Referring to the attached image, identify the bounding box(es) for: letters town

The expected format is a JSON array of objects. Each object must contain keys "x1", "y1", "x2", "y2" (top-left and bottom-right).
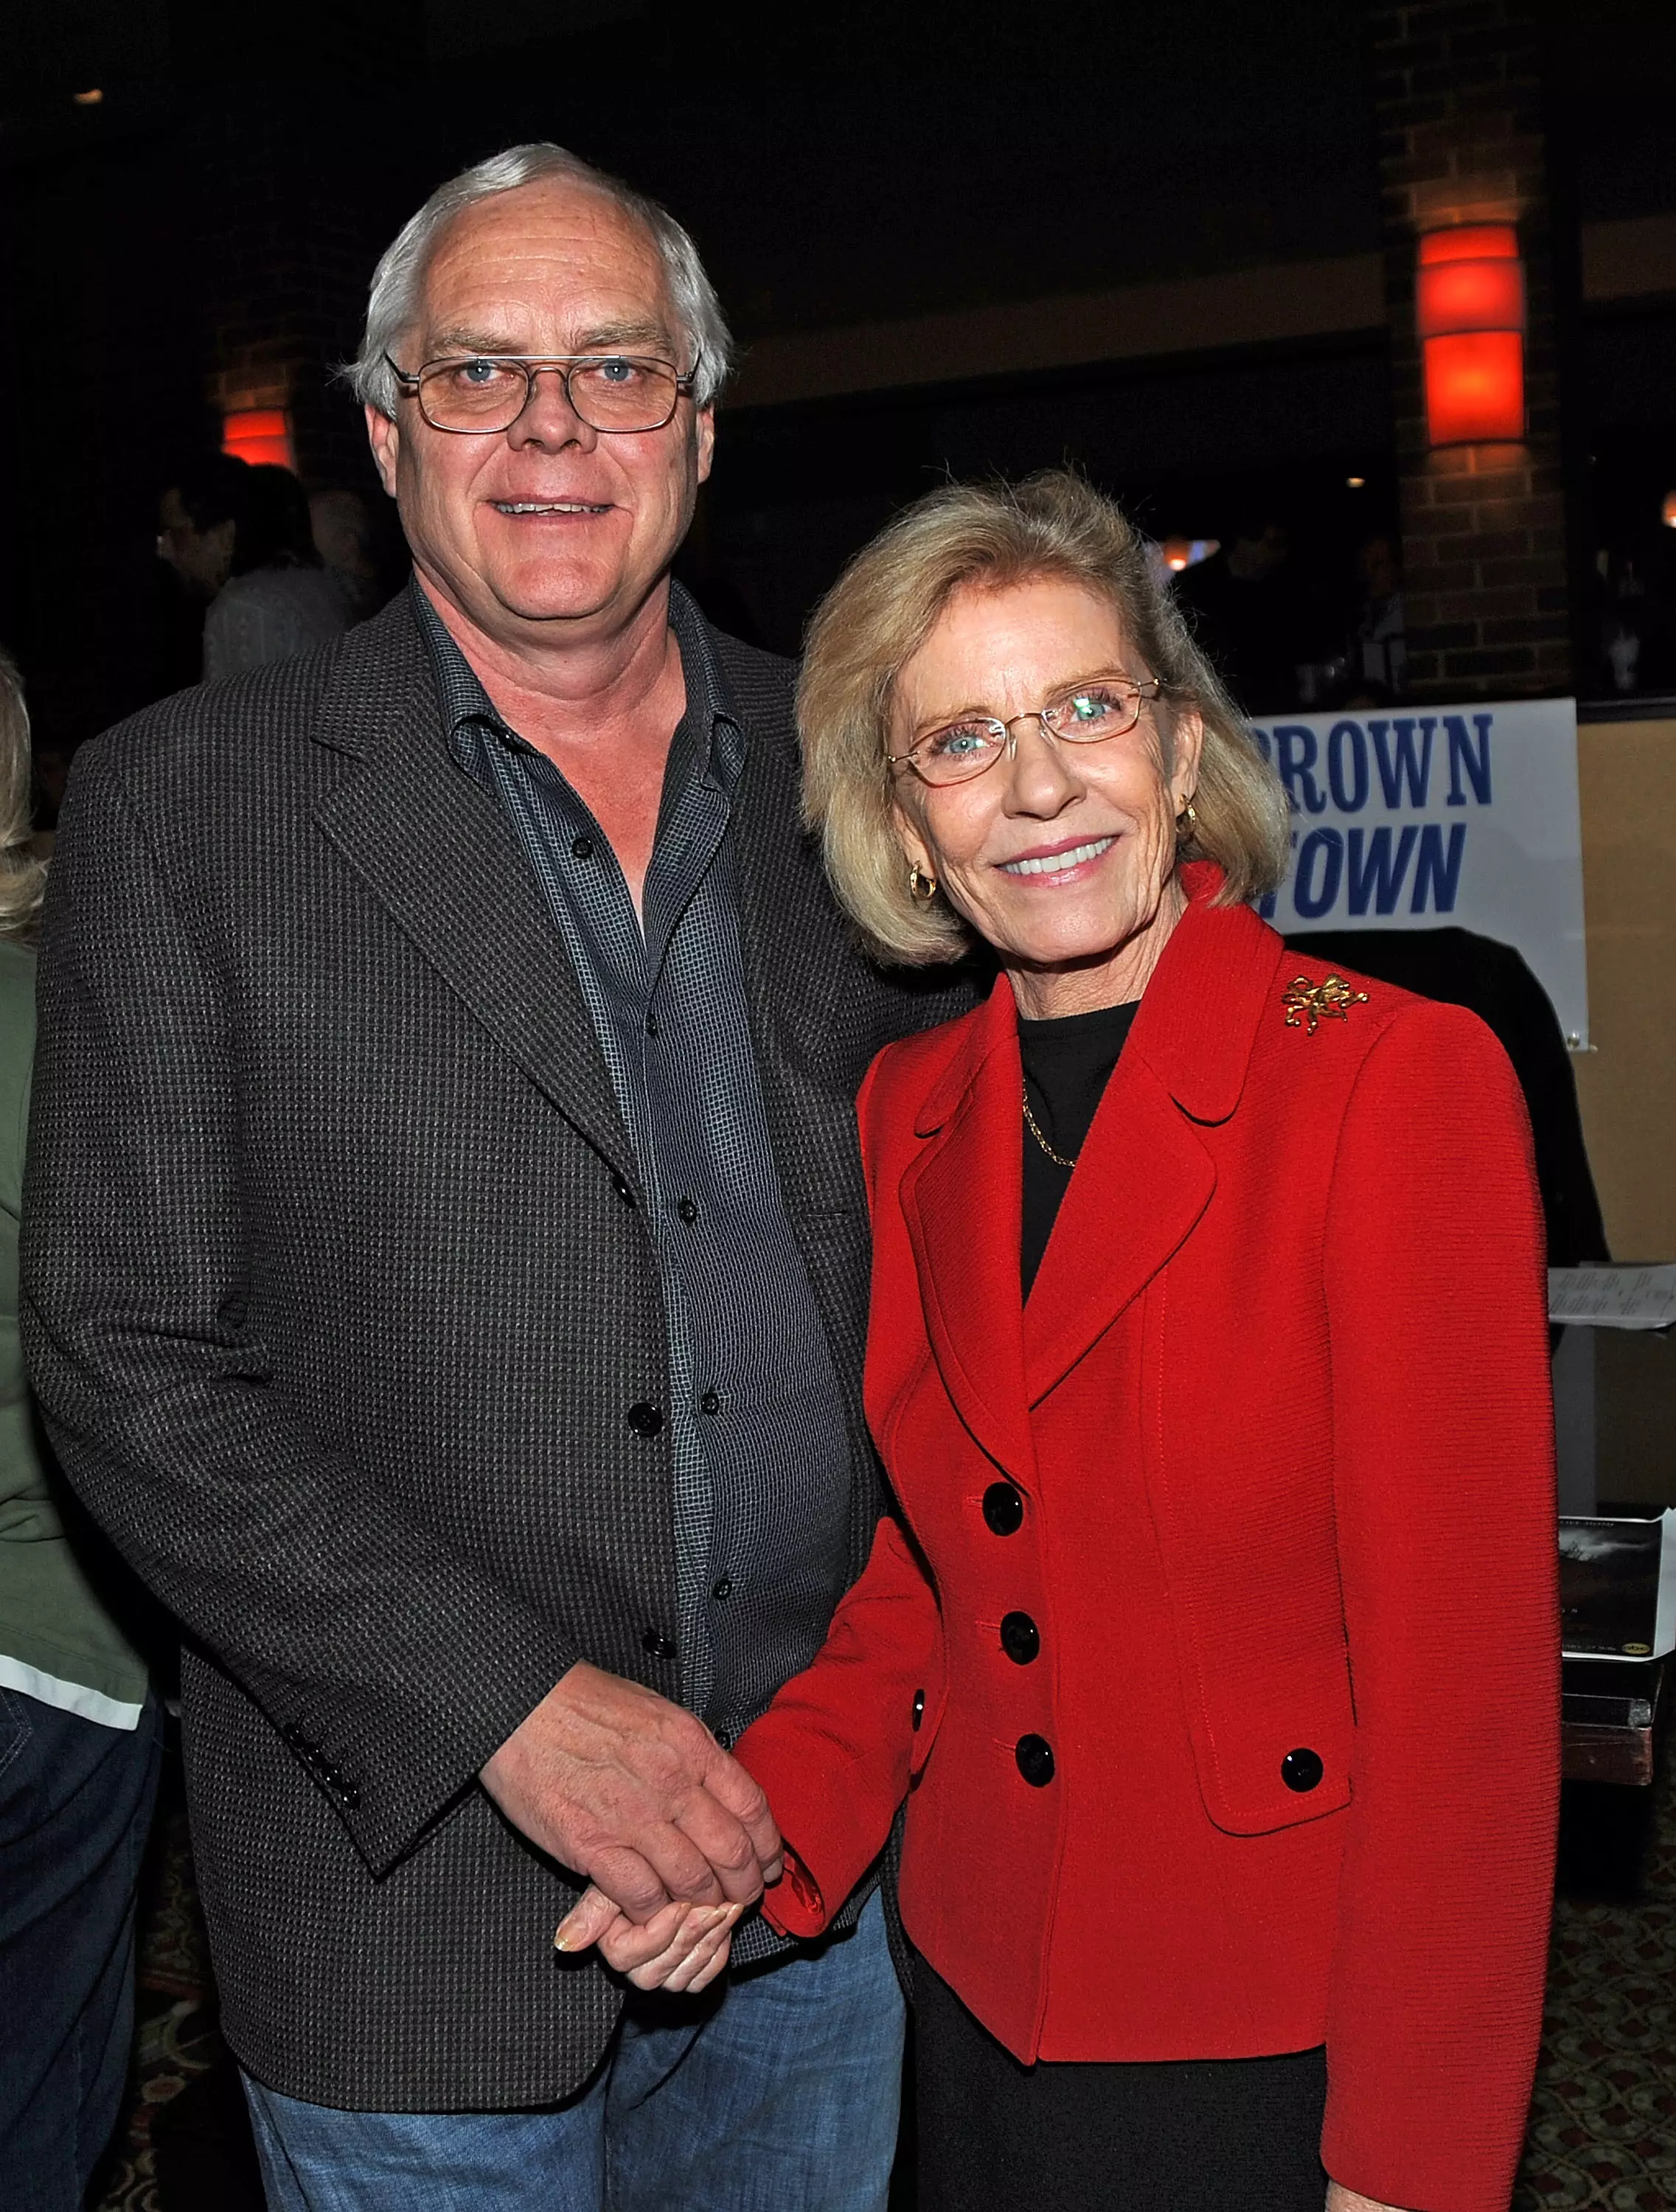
[{"x1": 1248, "y1": 713, "x2": 1495, "y2": 922}]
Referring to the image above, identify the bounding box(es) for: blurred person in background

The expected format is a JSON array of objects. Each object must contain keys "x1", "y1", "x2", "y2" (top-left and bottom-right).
[
  {"x1": 158, "y1": 456, "x2": 348, "y2": 680},
  {"x1": 202, "y1": 465, "x2": 350, "y2": 678},
  {"x1": 1172, "y1": 503, "x2": 1312, "y2": 712},
  {"x1": 1352, "y1": 532, "x2": 1408, "y2": 698},
  {"x1": 310, "y1": 485, "x2": 394, "y2": 622},
  {"x1": 0, "y1": 650, "x2": 161, "y2": 2212}
]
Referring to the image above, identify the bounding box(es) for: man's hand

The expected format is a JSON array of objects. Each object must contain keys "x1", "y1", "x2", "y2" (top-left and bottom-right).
[
  {"x1": 1326, "y1": 2185, "x2": 1411, "y2": 2212},
  {"x1": 480, "y1": 1662, "x2": 782, "y2": 1924},
  {"x1": 555, "y1": 1883, "x2": 743, "y2": 1993}
]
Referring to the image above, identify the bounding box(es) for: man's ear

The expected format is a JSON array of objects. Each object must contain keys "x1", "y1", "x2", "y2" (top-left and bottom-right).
[
  {"x1": 695, "y1": 405, "x2": 715, "y2": 488},
  {"x1": 366, "y1": 406, "x2": 400, "y2": 501}
]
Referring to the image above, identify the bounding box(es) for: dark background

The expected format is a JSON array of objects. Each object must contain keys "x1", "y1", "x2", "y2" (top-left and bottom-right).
[{"x1": 3, "y1": 1, "x2": 1675, "y2": 751}]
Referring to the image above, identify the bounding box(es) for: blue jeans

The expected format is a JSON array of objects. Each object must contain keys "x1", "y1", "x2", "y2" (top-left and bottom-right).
[
  {"x1": 243, "y1": 1888, "x2": 903, "y2": 2212},
  {"x1": 0, "y1": 1687, "x2": 163, "y2": 2212}
]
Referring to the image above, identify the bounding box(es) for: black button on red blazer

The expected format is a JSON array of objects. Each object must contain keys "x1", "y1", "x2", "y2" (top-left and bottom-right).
[{"x1": 739, "y1": 867, "x2": 1559, "y2": 2212}]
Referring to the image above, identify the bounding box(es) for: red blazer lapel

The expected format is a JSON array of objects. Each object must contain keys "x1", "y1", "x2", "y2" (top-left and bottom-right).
[
  {"x1": 1023, "y1": 1060, "x2": 1214, "y2": 1405},
  {"x1": 900, "y1": 986, "x2": 1035, "y2": 1483},
  {"x1": 1023, "y1": 872, "x2": 1290, "y2": 1402}
]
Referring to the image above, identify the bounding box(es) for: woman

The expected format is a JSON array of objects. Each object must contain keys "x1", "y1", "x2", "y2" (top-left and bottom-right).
[{"x1": 568, "y1": 473, "x2": 1558, "y2": 2211}]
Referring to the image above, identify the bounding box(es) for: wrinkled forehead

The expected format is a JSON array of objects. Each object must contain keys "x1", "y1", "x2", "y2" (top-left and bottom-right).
[{"x1": 411, "y1": 180, "x2": 684, "y2": 358}]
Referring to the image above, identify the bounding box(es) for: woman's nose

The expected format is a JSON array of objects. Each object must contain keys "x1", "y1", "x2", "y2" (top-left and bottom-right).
[{"x1": 1002, "y1": 718, "x2": 1081, "y2": 815}]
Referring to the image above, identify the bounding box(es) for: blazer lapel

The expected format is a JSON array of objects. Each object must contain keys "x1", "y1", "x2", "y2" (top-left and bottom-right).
[
  {"x1": 900, "y1": 987, "x2": 1035, "y2": 1481},
  {"x1": 308, "y1": 600, "x2": 636, "y2": 1180},
  {"x1": 1023, "y1": 1058, "x2": 1214, "y2": 1404},
  {"x1": 1023, "y1": 872, "x2": 1287, "y2": 1403}
]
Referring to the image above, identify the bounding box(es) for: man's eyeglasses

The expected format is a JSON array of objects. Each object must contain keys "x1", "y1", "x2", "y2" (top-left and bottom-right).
[
  {"x1": 887, "y1": 673, "x2": 1166, "y2": 788},
  {"x1": 384, "y1": 352, "x2": 700, "y2": 437}
]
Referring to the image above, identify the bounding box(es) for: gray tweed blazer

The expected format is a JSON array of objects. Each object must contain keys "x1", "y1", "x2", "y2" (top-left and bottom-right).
[{"x1": 21, "y1": 590, "x2": 972, "y2": 2110}]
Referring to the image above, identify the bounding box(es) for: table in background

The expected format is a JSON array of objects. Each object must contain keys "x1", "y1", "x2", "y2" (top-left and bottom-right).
[{"x1": 1553, "y1": 1324, "x2": 1676, "y2": 1785}]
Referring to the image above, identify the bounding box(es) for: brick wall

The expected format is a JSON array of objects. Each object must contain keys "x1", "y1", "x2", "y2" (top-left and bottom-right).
[
  {"x1": 1373, "y1": 0, "x2": 1572, "y2": 697},
  {"x1": 192, "y1": 108, "x2": 383, "y2": 493}
]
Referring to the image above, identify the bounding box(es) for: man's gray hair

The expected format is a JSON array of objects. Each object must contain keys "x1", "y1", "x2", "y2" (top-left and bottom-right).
[{"x1": 350, "y1": 142, "x2": 734, "y2": 419}]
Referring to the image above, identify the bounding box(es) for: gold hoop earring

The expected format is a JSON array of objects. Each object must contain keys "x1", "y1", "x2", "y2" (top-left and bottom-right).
[
  {"x1": 908, "y1": 865, "x2": 938, "y2": 904},
  {"x1": 1176, "y1": 799, "x2": 1199, "y2": 836}
]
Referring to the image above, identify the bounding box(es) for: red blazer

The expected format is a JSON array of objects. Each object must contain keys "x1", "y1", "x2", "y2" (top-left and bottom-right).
[{"x1": 739, "y1": 867, "x2": 1558, "y2": 2212}]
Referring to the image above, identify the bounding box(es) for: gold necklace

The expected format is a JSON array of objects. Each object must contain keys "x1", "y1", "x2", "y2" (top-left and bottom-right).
[{"x1": 1022, "y1": 1085, "x2": 1077, "y2": 1170}]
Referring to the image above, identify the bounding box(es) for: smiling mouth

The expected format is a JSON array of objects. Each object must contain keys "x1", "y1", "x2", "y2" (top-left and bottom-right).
[
  {"x1": 999, "y1": 835, "x2": 1116, "y2": 878},
  {"x1": 492, "y1": 500, "x2": 613, "y2": 515}
]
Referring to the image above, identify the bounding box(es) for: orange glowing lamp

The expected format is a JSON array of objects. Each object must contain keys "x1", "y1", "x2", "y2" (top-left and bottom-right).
[
  {"x1": 222, "y1": 408, "x2": 296, "y2": 472},
  {"x1": 1416, "y1": 226, "x2": 1526, "y2": 445}
]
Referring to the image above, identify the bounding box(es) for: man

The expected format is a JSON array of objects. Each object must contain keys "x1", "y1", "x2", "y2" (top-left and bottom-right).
[
  {"x1": 25, "y1": 145, "x2": 968, "y2": 2210},
  {"x1": 309, "y1": 486, "x2": 390, "y2": 622},
  {"x1": 159, "y1": 454, "x2": 348, "y2": 678},
  {"x1": 1173, "y1": 504, "x2": 1310, "y2": 713}
]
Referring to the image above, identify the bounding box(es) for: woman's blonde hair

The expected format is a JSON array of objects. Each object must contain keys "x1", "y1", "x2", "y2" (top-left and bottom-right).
[
  {"x1": 0, "y1": 652, "x2": 46, "y2": 943},
  {"x1": 798, "y1": 469, "x2": 1290, "y2": 965}
]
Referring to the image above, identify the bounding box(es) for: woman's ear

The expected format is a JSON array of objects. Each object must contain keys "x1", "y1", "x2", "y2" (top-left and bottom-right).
[
  {"x1": 1170, "y1": 703, "x2": 1207, "y2": 811},
  {"x1": 890, "y1": 797, "x2": 936, "y2": 883}
]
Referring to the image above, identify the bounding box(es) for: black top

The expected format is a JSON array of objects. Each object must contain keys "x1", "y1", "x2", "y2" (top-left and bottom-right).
[{"x1": 1019, "y1": 998, "x2": 1140, "y2": 1296}]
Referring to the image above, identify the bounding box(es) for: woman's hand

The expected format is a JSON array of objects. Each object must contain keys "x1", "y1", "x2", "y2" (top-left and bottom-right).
[
  {"x1": 1326, "y1": 2185, "x2": 1411, "y2": 2212},
  {"x1": 555, "y1": 1882, "x2": 743, "y2": 1993}
]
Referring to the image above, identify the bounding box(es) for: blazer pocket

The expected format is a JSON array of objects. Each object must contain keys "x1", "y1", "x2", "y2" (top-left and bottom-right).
[{"x1": 1180, "y1": 1643, "x2": 1355, "y2": 1837}]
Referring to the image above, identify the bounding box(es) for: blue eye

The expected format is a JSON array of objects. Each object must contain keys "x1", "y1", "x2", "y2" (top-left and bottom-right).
[
  {"x1": 926, "y1": 723, "x2": 1001, "y2": 761},
  {"x1": 1065, "y1": 690, "x2": 1116, "y2": 723}
]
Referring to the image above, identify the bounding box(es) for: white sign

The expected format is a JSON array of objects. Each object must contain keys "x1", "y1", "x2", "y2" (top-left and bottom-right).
[{"x1": 1247, "y1": 698, "x2": 1588, "y2": 1048}]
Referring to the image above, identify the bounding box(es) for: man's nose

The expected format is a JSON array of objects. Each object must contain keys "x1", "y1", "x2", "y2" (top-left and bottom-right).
[{"x1": 507, "y1": 368, "x2": 599, "y2": 451}]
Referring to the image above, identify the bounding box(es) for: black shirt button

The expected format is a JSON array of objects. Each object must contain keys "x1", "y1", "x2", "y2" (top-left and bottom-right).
[
  {"x1": 571, "y1": 835, "x2": 594, "y2": 860},
  {"x1": 700, "y1": 1389, "x2": 720, "y2": 1416},
  {"x1": 611, "y1": 1174, "x2": 636, "y2": 1208},
  {"x1": 712, "y1": 1575, "x2": 732, "y2": 1602},
  {"x1": 627, "y1": 1402, "x2": 664, "y2": 1437},
  {"x1": 1000, "y1": 1611, "x2": 1040, "y2": 1665},
  {"x1": 911, "y1": 1688, "x2": 925, "y2": 1731},
  {"x1": 678, "y1": 1196, "x2": 699, "y2": 1224},
  {"x1": 982, "y1": 1482, "x2": 1024, "y2": 1536},
  {"x1": 1281, "y1": 1747, "x2": 1325, "y2": 1793},
  {"x1": 645, "y1": 1012, "x2": 659, "y2": 1037},
  {"x1": 714, "y1": 1728, "x2": 733, "y2": 1750},
  {"x1": 1015, "y1": 1734, "x2": 1054, "y2": 1787},
  {"x1": 641, "y1": 1627, "x2": 678, "y2": 1661}
]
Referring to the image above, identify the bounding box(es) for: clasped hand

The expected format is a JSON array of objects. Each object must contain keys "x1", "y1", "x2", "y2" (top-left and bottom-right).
[{"x1": 480, "y1": 1661, "x2": 779, "y2": 1994}]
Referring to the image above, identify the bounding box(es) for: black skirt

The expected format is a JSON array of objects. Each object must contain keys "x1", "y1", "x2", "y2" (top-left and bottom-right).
[{"x1": 913, "y1": 1957, "x2": 1329, "y2": 2212}]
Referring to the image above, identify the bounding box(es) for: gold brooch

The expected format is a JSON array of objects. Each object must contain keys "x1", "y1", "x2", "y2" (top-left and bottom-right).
[{"x1": 1282, "y1": 973, "x2": 1369, "y2": 1035}]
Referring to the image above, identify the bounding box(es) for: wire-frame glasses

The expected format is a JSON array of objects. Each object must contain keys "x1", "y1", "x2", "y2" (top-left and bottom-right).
[
  {"x1": 385, "y1": 352, "x2": 701, "y2": 436},
  {"x1": 887, "y1": 672, "x2": 1166, "y2": 787}
]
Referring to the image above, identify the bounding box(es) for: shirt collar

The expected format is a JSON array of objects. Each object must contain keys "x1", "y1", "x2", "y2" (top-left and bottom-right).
[{"x1": 411, "y1": 574, "x2": 744, "y2": 792}]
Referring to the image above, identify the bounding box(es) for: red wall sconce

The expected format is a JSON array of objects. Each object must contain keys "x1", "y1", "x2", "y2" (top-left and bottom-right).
[
  {"x1": 222, "y1": 408, "x2": 296, "y2": 472},
  {"x1": 1416, "y1": 225, "x2": 1526, "y2": 446}
]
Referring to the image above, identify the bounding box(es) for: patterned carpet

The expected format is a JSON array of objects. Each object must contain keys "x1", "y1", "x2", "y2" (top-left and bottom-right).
[
  {"x1": 1512, "y1": 1757, "x2": 1676, "y2": 2211},
  {"x1": 94, "y1": 1756, "x2": 1676, "y2": 2211}
]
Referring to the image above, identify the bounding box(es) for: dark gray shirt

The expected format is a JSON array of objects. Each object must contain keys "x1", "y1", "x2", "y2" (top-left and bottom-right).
[{"x1": 415, "y1": 582, "x2": 855, "y2": 1756}]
